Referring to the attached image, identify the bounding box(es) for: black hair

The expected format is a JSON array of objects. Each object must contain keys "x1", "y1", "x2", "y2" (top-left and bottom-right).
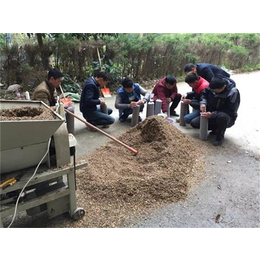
[
  {"x1": 165, "y1": 75, "x2": 176, "y2": 85},
  {"x1": 48, "y1": 68, "x2": 63, "y2": 80},
  {"x1": 95, "y1": 71, "x2": 110, "y2": 81},
  {"x1": 184, "y1": 63, "x2": 196, "y2": 73},
  {"x1": 185, "y1": 71, "x2": 199, "y2": 84},
  {"x1": 122, "y1": 77, "x2": 134, "y2": 88},
  {"x1": 209, "y1": 77, "x2": 227, "y2": 89}
]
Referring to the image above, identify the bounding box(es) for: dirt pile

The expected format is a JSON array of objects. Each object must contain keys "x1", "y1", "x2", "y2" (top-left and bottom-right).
[
  {"x1": 60, "y1": 116, "x2": 205, "y2": 228},
  {"x1": 0, "y1": 107, "x2": 56, "y2": 121}
]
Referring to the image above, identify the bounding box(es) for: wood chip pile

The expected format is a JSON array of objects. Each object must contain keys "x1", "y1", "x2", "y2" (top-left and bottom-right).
[
  {"x1": 60, "y1": 116, "x2": 205, "y2": 228},
  {"x1": 0, "y1": 107, "x2": 57, "y2": 121}
]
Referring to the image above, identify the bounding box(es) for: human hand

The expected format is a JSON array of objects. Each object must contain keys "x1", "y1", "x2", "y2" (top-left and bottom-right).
[
  {"x1": 183, "y1": 99, "x2": 191, "y2": 105},
  {"x1": 130, "y1": 101, "x2": 137, "y2": 107},
  {"x1": 200, "y1": 105, "x2": 206, "y2": 112},
  {"x1": 201, "y1": 112, "x2": 212, "y2": 118},
  {"x1": 137, "y1": 100, "x2": 144, "y2": 105},
  {"x1": 166, "y1": 98, "x2": 171, "y2": 103},
  {"x1": 100, "y1": 98, "x2": 106, "y2": 106}
]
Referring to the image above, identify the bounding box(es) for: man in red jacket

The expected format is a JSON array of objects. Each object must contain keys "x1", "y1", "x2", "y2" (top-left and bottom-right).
[
  {"x1": 152, "y1": 75, "x2": 181, "y2": 116},
  {"x1": 182, "y1": 72, "x2": 209, "y2": 124}
]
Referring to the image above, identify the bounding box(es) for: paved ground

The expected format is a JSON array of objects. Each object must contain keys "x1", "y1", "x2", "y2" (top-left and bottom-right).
[{"x1": 73, "y1": 71, "x2": 260, "y2": 228}]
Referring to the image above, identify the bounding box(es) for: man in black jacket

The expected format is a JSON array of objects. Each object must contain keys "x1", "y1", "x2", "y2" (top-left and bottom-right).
[
  {"x1": 184, "y1": 63, "x2": 236, "y2": 86},
  {"x1": 80, "y1": 72, "x2": 115, "y2": 129},
  {"x1": 190, "y1": 77, "x2": 240, "y2": 146}
]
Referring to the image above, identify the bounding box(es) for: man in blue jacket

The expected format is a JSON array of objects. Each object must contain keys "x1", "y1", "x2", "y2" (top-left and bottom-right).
[
  {"x1": 80, "y1": 72, "x2": 115, "y2": 129},
  {"x1": 115, "y1": 77, "x2": 150, "y2": 122},
  {"x1": 190, "y1": 77, "x2": 240, "y2": 146},
  {"x1": 184, "y1": 63, "x2": 235, "y2": 86}
]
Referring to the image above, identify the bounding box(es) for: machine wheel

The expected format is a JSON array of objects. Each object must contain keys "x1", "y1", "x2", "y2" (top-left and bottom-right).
[{"x1": 72, "y1": 208, "x2": 85, "y2": 221}]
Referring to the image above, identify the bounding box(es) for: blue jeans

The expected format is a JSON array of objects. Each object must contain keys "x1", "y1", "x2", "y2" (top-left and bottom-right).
[
  {"x1": 83, "y1": 107, "x2": 115, "y2": 126},
  {"x1": 183, "y1": 109, "x2": 200, "y2": 124}
]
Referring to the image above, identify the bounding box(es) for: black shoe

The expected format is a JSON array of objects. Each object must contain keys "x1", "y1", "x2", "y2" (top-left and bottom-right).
[
  {"x1": 119, "y1": 115, "x2": 128, "y2": 122},
  {"x1": 170, "y1": 111, "x2": 179, "y2": 117},
  {"x1": 213, "y1": 139, "x2": 224, "y2": 146},
  {"x1": 138, "y1": 116, "x2": 142, "y2": 122},
  {"x1": 210, "y1": 130, "x2": 217, "y2": 135}
]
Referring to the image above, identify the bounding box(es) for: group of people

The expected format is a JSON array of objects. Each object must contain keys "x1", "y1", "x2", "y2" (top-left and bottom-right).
[{"x1": 32, "y1": 62, "x2": 240, "y2": 146}]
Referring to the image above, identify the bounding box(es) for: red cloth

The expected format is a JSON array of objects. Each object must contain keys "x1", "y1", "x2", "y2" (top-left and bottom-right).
[
  {"x1": 193, "y1": 76, "x2": 209, "y2": 94},
  {"x1": 152, "y1": 77, "x2": 179, "y2": 112}
]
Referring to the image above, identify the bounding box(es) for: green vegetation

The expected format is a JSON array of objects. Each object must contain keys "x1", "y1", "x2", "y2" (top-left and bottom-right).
[{"x1": 1, "y1": 33, "x2": 260, "y2": 91}]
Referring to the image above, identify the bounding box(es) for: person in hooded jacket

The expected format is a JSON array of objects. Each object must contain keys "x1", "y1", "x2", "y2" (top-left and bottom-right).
[{"x1": 190, "y1": 76, "x2": 240, "y2": 146}]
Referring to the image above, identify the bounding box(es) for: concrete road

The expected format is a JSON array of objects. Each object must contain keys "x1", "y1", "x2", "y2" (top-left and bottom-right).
[{"x1": 73, "y1": 71, "x2": 260, "y2": 228}]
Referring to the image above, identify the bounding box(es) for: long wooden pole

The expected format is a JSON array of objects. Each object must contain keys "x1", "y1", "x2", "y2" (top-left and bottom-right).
[{"x1": 64, "y1": 109, "x2": 138, "y2": 155}]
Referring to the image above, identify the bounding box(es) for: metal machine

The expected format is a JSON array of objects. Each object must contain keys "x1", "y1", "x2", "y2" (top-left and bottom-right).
[{"x1": 0, "y1": 100, "x2": 86, "y2": 227}]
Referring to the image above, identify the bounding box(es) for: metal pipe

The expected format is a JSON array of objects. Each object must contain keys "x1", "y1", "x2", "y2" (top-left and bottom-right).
[
  {"x1": 154, "y1": 99, "x2": 162, "y2": 115},
  {"x1": 199, "y1": 115, "x2": 208, "y2": 140},
  {"x1": 65, "y1": 109, "x2": 138, "y2": 155},
  {"x1": 131, "y1": 105, "x2": 140, "y2": 127},
  {"x1": 180, "y1": 102, "x2": 188, "y2": 126},
  {"x1": 146, "y1": 102, "x2": 154, "y2": 117}
]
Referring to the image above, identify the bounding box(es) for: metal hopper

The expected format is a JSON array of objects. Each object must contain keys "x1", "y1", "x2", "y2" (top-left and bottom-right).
[{"x1": 0, "y1": 100, "x2": 64, "y2": 174}]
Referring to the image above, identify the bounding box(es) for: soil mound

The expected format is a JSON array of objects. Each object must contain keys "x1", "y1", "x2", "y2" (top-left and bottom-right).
[
  {"x1": 68, "y1": 116, "x2": 205, "y2": 227},
  {"x1": 0, "y1": 107, "x2": 56, "y2": 121}
]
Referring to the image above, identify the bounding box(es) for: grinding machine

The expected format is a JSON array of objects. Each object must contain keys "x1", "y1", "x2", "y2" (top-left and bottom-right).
[{"x1": 0, "y1": 100, "x2": 86, "y2": 227}]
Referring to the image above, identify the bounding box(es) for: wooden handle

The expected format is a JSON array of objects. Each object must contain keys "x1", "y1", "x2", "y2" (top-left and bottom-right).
[{"x1": 65, "y1": 109, "x2": 138, "y2": 155}]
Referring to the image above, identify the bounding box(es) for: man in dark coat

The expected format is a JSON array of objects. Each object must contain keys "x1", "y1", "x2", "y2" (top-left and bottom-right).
[
  {"x1": 184, "y1": 63, "x2": 235, "y2": 86},
  {"x1": 80, "y1": 71, "x2": 115, "y2": 129},
  {"x1": 190, "y1": 77, "x2": 240, "y2": 146}
]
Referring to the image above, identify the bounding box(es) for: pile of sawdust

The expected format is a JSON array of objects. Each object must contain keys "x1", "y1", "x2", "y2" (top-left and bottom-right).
[
  {"x1": 0, "y1": 107, "x2": 57, "y2": 121},
  {"x1": 60, "y1": 116, "x2": 205, "y2": 228}
]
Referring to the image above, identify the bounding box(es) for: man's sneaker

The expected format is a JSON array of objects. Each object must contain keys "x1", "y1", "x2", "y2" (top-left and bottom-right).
[
  {"x1": 213, "y1": 139, "x2": 224, "y2": 146},
  {"x1": 175, "y1": 117, "x2": 180, "y2": 123},
  {"x1": 102, "y1": 125, "x2": 109, "y2": 128},
  {"x1": 170, "y1": 111, "x2": 179, "y2": 117},
  {"x1": 138, "y1": 116, "x2": 142, "y2": 122}
]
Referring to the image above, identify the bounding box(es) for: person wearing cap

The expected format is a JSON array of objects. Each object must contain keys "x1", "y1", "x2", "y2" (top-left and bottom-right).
[
  {"x1": 184, "y1": 63, "x2": 236, "y2": 87},
  {"x1": 80, "y1": 71, "x2": 115, "y2": 129},
  {"x1": 32, "y1": 68, "x2": 75, "y2": 133},
  {"x1": 182, "y1": 72, "x2": 209, "y2": 124},
  {"x1": 152, "y1": 75, "x2": 181, "y2": 116},
  {"x1": 190, "y1": 76, "x2": 240, "y2": 146},
  {"x1": 115, "y1": 77, "x2": 150, "y2": 122}
]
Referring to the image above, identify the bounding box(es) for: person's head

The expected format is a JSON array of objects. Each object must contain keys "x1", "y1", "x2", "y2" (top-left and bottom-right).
[
  {"x1": 209, "y1": 77, "x2": 227, "y2": 93},
  {"x1": 165, "y1": 75, "x2": 176, "y2": 89},
  {"x1": 95, "y1": 71, "x2": 110, "y2": 87},
  {"x1": 184, "y1": 63, "x2": 197, "y2": 74},
  {"x1": 48, "y1": 68, "x2": 63, "y2": 88},
  {"x1": 122, "y1": 77, "x2": 134, "y2": 93},
  {"x1": 185, "y1": 71, "x2": 200, "y2": 89}
]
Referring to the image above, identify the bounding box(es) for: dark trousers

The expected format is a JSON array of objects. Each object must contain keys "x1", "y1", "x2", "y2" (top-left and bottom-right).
[
  {"x1": 119, "y1": 104, "x2": 144, "y2": 120},
  {"x1": 169, "y1": 94, "x2": 182, "y2": 113},
  {"x1": 190, "y1": 112, "x2": 235, "y2": 141}
]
